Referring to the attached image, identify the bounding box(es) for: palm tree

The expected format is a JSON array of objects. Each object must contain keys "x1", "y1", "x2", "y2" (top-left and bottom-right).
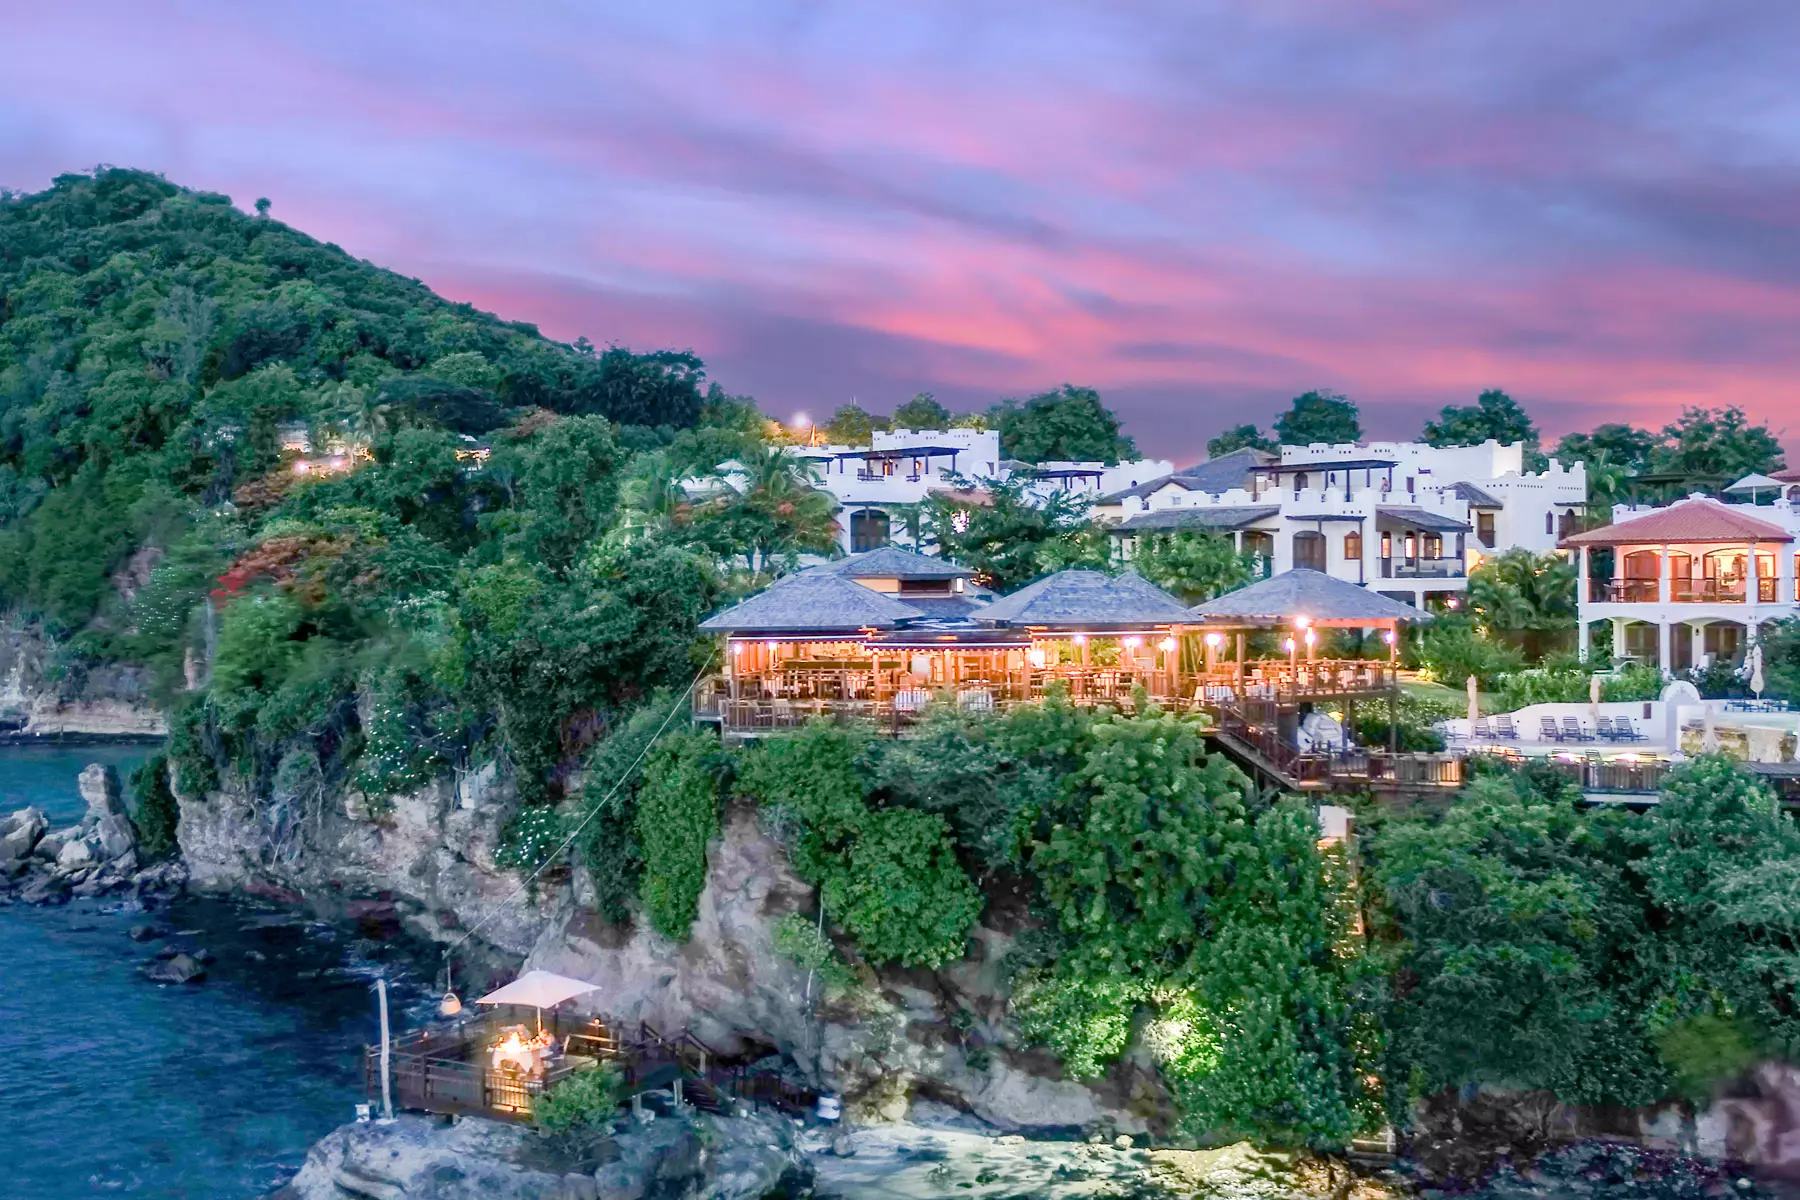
[{"x1": 720, "y1": 443, "x2": 840, "y2": 576}]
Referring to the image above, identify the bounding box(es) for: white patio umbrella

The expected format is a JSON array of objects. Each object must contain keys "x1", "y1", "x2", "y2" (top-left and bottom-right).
[
  {"x1": 1726, "y1": 473, "x2": 1785, "y2": 502},
  {"x1": 1589, "y1": 672, "x2": 1603, "y2": 724},
  {"x1": 1466, "y1": 674, "x2": 1480, "y2": 728},
  {"x1": 1748, "y1": 642, "x2": 1766, "y2": 699},
  {"x1": 1701, "y1": 702, "x2": 1719, "y2": 753},
  {"x1": 477, "y1": 969, "x2": 600, "y2": 1034}
]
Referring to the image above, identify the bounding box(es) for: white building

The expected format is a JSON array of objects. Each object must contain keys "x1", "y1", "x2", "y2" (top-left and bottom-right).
[
  {"x1": 798, "y1": 427, "x2": 1172, "y2": 554},
  {"x1": 1100, "y1": 440, "x2": 1588, "y2": 610},
  {"x1": 1564, "y1": 494, "x2": 1799, "y2": 669}
]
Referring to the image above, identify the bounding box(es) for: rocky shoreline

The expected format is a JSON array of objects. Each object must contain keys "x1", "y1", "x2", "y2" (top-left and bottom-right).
[
  {"x1": 0, "y1": 763, "x2": 185, "y2": 908},
  {"x1": 267, "y1": 1107, "x2": 1790, "y2": 1200}
]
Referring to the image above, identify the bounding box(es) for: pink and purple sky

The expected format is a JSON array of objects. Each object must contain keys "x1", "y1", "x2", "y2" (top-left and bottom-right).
[{"x1": 4, "y1": 1, "x2": 1798, "y2": 461}]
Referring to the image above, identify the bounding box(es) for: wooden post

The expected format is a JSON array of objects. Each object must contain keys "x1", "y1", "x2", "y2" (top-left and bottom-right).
[{"x1": 378, "y1": 977, "x2": 393, "y2": 1121}]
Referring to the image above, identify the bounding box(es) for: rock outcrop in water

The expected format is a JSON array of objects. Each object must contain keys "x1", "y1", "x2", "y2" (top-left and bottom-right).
[{"x1": 0, "y1": 764, "x2": 181, "y2": 905}]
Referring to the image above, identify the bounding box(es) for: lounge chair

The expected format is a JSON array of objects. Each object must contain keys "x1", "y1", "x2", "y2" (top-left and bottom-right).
[
  {"x1": 1595, "y1": 716, "x2": 1616, "y2": 741},
  {"x1": 1561, "y1": 717, "x2": 1593, "y2": 743},
  {"x1": 1495, "y1": 714, "x2": 1519, "y2": 739},
  {"x1": 1615, "y1": 717, "x2": 1646, "y2": 742},
  {"x1": 1539, "y1": 716, "x2": 1561, "y2": 742},
  {"x1": 1472, "y1": 717, "x2": 1494, "y2": 740}
]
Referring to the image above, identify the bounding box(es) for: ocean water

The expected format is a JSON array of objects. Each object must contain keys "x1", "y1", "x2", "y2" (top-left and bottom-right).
[{"x1": 0, "y1": 747, "x2": 427, "y2": 1198}]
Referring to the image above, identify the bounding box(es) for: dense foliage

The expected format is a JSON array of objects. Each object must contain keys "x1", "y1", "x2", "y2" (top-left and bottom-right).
[
  {"x1": 1370, "y1": 757, "x2": 1800, "y2": 1109},
  {"x1": 633, "y1": 730, "x2": 724, "y2": 940},
  {"x1": 926, "y1": 474, "x2": 1109, "y2": 591},
  {"x1": 1129, "y1": 530, "x2": 1255, "y2": 604},
  {"x1": 129, "y1": 752, "x2": 181, "y2": 858},
  {"x1": 1553, "y1": 406, "x2": 1786, "y2": 504},
  {"x1": 1273, "y1": 390, "x2": 1362, "y2": 446},
  {"x1": 989, "y1": 384, "x2": 1137, "y2": 464},
  {"x1": 1205, "y1": 423, "x2": 1277, "y2": 457},
  {"x1": 1419, "y1": 389, "x2": 1539, "y2": 452}
]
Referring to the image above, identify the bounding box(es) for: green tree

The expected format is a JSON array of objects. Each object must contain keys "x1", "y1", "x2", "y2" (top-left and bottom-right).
[
  {"x1": 1129, "y1": 531, "x2": 1253, "y2": 604},
  {"x1": 1273, "y1": 391, "x2": 1362, "y2": 446},
  {"x1": 890, "y1": 392, "x2": 953, "y2": 429},
  {"x1": 1553, "y1": 423, "x2": 1658, "y2": 475},
  {"x1": 1649, "y1": 406, "x2": 1785, "y2": 491},
  {"x1": 635, "y1": 731, "x2": 723, "y2": 940},
  {"x1": 821, "y1": 403, "x2": 885, "y2": 444},
  {"x1": 1420, "y1": 389, "x2": 1539, "y2": 449},
  {"x1": 707, "y1": 443, "x2": 840, "y2": 575},
  {"x1": 989, "y1": 385, "x2": 1136, "y2": 464},
  {"x1": 1205, "y1": 424, "x2": 1276, "y2": 457},
  {"x1": 1465, "y1": 549, "x2": 1577, "y2": 658},
  {"x1": 928, "y1": 475, "x2": 1107, "y2": 591}
]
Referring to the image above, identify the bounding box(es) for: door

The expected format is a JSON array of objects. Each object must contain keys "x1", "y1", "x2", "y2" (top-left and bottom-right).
[{"x1": 1293, "y1": 531, "x2": 1327, "y2": 572}]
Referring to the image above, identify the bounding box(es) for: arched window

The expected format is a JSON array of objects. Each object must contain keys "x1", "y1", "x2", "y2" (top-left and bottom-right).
[
  {"x1": 1293, "y1": 531, "x2": 1327, "y2": 572},
  {"x1": 1344, "y1": 530, "x2": 1363, "y2": 561},
  {"x1": 850, "y1": 509, "x2": 891, "y2": 553}
]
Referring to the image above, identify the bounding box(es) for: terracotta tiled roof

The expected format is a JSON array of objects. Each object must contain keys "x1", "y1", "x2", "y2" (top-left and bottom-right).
[
  {"x1": 1560, "y1": 497, "x2": 1794, "y2": 547},
  {"x1": 1774, "y1": 467, "x2": 1800, "y2": 484}
]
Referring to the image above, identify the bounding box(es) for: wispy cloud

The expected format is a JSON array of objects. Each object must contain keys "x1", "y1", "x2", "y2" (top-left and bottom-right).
[{"x1": 3, "y1": 0, "x2": 1797, "y2": 457}]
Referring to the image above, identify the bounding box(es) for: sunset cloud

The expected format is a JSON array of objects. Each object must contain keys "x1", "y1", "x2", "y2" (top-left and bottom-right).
[{"x1": 4, "y1": 0, "x2": 1797, "y2": 459}]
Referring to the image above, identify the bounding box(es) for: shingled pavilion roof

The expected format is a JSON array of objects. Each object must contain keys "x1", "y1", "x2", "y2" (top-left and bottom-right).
[
  {"x1": 697, "y1": 571, "x2": 925, "y2": 634},
  {"x1": 821, "y1": 545, "x2": 974, "y2": 580},
  {"x1": 978, "y1": 570, "x2": 1192, "y2": 629},
  {"x1": 1188, "y1": 569, "x2": 1433, "y2": 627}
]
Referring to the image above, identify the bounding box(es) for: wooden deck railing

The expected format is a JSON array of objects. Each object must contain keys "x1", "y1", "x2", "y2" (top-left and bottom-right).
[{"x1": 367, "y1": 1015, "x2": 815, "y2": 1124}]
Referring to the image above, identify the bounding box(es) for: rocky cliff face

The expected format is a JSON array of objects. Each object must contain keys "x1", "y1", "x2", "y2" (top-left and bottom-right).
[
  {"x1": 177, "y1": 763, "x2": 557, "y2": 965},
  {"x1": 0, "y1": 616, "x2": 165, "y2": 738},
  {"x1": 177, "y1": 767, "x2": 1160, "y2": 1135}
]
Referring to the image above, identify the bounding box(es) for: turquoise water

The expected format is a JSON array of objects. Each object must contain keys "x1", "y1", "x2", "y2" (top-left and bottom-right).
[{"x1": 0, "y1": 747, "x2": 429, "y2": 1198}]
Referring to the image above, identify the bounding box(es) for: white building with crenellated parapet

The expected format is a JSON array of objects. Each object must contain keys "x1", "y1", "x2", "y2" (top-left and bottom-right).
[{"x1": 1099, "y1": 439, "x2": 1587, "y2": 610}]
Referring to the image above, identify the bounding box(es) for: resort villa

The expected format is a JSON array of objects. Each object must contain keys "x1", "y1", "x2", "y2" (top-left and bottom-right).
[
  {"x1": 1099, "y1": 439, "x2": 1589, "y2": 611},
  {"x1": 1564, "y1": 493, "x2": 1800, "y2": 670}
]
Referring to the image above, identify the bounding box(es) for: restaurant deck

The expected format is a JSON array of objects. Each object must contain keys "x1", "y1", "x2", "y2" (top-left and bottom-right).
[{"x1": 366, "y1": 1012, "x2": 815, "y2": 1124}]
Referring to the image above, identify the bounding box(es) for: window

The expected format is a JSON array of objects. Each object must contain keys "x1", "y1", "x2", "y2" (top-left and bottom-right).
[
  {"x1": 1293, "y1": 531, "x2": 1327, "y2": 572},
  {"x1": 1380, "y1": 531, "x2": 1392, "y2": 558},
  {"x1": 849, "y1": 509, "x2": 891, "y2": 553},
  {"x1": 1404, "y1": 533, "x2": 1417, "y2": 560},
  {"x1": 1545, "y1": 511, "x2": 1554, "y2": 534},
  {"x1": 1344, "y1": 530, "x2": 1363, "y2": 561},
  {"x1": 1477, "y1": 512, "x2": 1495, "y2": 546},
  {"x1": 1294, "y1": 472, "x2": 1309, "y2": 494}
]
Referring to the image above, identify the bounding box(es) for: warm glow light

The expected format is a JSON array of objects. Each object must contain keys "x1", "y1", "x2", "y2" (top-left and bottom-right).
[
  {"x1": 1204, "y1": 632, "x2": 1223, "y2": 648},
  {"x1": 731, "y1": 642, "x2": 743, "y2": 656},
  {"x1": 1384, "y1": 631, "x2": 1397, "y2": 645},
  {"x1": 1284, "y1": 638, "x2": 1297, "y2": 653},
  {"x1": 1295, "y1": 616, "x2": 1311, "y2": 629},
  {"x1": 1304, "y1": 630, "x2": 1316, "y2": 646},
  {"x1": 792, "y1": 411, "x2": 812, "y2": 428},
  {"x1": 293, "y1": 461, "x2": 310, "y2": 474},
  {"x1": 1027, "y1": 648, "x2": 1048, "y2": 668},
  {"x1": 764, "y1": 640, "x2": 779, "y2": 650},
  {"x1": 1123, "y1": 636, "x2": 1143, "y2": 649},
  {"x1": 1159, "y1": 637, "x2": 1177, "y2": 652},
  {"x1": 1073, "y1": 633, "x2": 1087, "y2": 645}
]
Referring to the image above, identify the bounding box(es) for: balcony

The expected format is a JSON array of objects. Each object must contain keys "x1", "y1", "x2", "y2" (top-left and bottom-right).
[
  {"x1": 1592, "y1": 578, "x2": 1780, "y2": 604},
  {"x1": 1379, "y1": 556, "x2": 1465, "y2": 579}
]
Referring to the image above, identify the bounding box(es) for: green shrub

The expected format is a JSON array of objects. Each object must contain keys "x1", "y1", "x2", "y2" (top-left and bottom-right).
[
  {"x1": 634, "y1": 730, "x2": 722, "y2": 940},
  {"x1": 736, "y1": 721, "x2": 982, "y2": 970},
  {"x1": 533, "y1": 1060, "x2": 624, "y2": 1134},
  {"x1": 772, "y1": 912, "x2": 857, "y2": 993},
  {"x1": 1416, "y1": 619, "x2": 1526, "y2": 688},
  {"x1": 129, "y1": 753, "x2": 181, "y2": 859},
  {"x1": 1653, "y1": 1011, "x2": 1759, "y2": 1103},
  {"x1": 822, "y1": 807, "x2": 981, "y2": 969},
  {"x1": 495, "y1": 803, "x2": 565, "y2": 873}
]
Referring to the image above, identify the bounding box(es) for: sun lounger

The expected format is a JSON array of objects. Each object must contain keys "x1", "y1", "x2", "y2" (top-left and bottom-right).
[
  {"x1": 1595, "y1": 716, "x2": 1616, "y2": 740},
  {"x1": 1540, "y1": 716, "x2": 1561, "y2": 742},
  {"x1": 1472, "y1": 717, "x2": 1494, "y2": 740},
  {"x1": 1495, "y1": 714, "x2": 1519, "y2": 739},
  {"x1": 1561, "y1": 717, "x2": 1593, "y2": 742}
]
